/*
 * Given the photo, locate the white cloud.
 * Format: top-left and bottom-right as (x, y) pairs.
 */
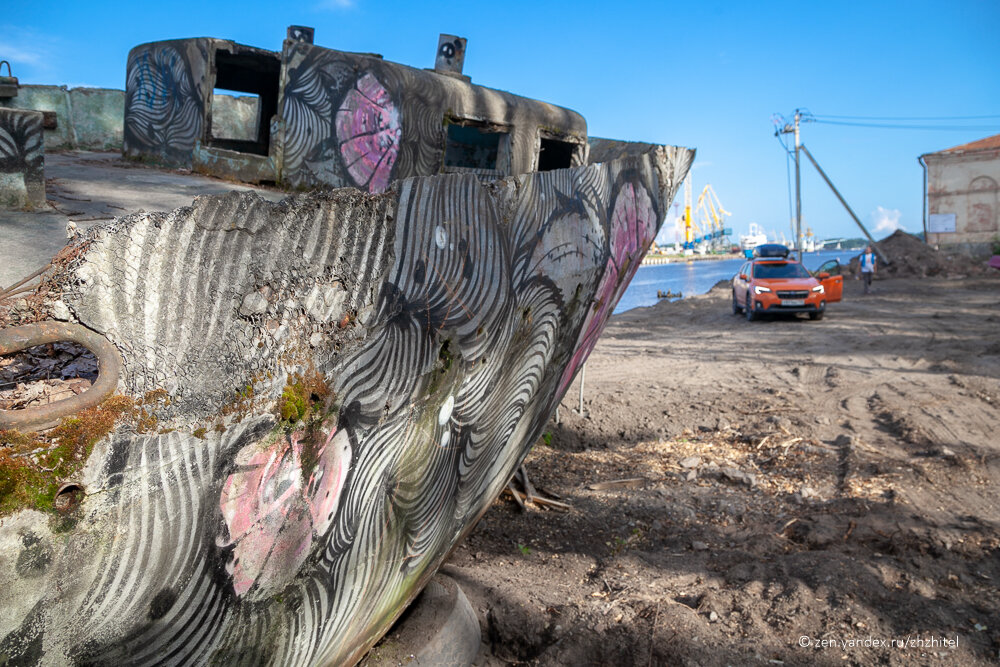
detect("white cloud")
(0, 42), (44, 66)
(0, 27), (65, 82)
(316, 0), (355, 9)
(871, 206), (904, 235)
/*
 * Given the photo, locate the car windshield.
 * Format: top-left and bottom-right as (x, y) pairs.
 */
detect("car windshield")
(753, 262), (811, 279)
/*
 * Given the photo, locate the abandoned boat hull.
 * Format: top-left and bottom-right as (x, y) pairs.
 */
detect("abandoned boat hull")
(0, 146), (692, 665)
(123, 36), (588, 190)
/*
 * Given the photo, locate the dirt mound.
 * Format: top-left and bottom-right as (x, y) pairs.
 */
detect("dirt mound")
(849, 230), (990, 278)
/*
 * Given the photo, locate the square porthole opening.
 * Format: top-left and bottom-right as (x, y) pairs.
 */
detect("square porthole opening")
(443, 118), (510, 175)
(208, 49), (280, 156)
(211, 89), (261, 144)
(537, 136), (578, 172)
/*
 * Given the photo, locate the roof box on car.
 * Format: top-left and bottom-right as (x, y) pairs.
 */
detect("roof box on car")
(753, 243), (790, 258)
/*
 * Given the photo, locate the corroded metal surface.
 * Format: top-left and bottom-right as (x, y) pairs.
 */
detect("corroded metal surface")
(0, 321), (121, 431)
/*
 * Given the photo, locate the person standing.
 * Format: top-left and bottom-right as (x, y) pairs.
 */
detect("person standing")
(860, 245), (877, 294)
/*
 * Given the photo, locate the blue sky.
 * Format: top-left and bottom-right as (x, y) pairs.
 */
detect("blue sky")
(3, 0), (998, 242)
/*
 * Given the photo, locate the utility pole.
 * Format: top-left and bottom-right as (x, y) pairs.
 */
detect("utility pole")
(778, 111), (804, 261)
(776, 108), (888, 264)
(793, 110), (802, 262)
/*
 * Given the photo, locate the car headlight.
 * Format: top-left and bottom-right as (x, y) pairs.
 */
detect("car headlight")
(753, 285), (771, 294)
(811, 284), (825, 293)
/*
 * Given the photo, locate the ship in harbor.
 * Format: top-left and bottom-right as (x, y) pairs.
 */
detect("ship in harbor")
(739, 222), (769, 252)
(0, 29), (693, 665)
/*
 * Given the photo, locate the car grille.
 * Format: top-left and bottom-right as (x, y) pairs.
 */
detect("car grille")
(777, 290), (809, 299)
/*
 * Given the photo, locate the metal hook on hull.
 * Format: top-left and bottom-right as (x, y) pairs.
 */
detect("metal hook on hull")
(0, 322), (122, 432)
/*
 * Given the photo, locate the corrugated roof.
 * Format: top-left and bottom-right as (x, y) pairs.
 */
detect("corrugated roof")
(938, 133), (1000, 154)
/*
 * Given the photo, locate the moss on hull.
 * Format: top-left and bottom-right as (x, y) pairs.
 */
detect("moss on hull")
(0, 395), (137, 516)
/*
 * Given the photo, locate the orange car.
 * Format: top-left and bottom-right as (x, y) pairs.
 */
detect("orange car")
(732, 246), (842, 321)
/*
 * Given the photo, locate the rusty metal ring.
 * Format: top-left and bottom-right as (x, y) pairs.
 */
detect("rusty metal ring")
(0, 321), (122, 432)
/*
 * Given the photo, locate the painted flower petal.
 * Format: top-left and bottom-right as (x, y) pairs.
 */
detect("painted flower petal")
(230, 502), (312, 597)
(335, 73), (401, 193)
(557, 182), (656, 396)
(220, 443), (302, 543)
(219, 436), (311, 597)
(253, 503), (313, 594)
(305, 429), (352, 536)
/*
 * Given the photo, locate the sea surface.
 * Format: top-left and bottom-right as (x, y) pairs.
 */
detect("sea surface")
(614, 249), (853, 314)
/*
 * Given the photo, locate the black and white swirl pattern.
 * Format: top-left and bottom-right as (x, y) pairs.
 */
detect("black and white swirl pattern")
(0, 145), (694, 666)
(123, 42), (205, 165)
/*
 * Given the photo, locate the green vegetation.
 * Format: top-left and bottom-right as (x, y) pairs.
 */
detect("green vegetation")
(278, 370), (332, 425)
(0, 395), (136, 516)
(276, 370), (338, 478)
(426, 338), (457, 396)
(607, 527), (644, 557)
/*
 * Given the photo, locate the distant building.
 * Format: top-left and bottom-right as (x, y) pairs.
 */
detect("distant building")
(920, 134), (1000, 254)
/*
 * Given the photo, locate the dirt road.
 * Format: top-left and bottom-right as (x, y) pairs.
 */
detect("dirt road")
(432, 273), (1000, 665)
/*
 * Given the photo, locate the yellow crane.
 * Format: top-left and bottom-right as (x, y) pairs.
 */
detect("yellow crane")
(683, 175), (694, 246)
(693, 184), (733, 248)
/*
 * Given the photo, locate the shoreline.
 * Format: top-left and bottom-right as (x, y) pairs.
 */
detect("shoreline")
(641, 252), (741, 265)
(642, 248), (865, 266)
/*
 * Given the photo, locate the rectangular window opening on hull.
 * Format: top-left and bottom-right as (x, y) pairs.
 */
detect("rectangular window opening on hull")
(207, 50), (280, 156)
(537, 137), (578, 172)
(211, 89), (261, 144)
(443, 119), (510, 175)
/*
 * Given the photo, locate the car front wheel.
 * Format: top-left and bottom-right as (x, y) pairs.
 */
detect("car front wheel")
(809, 310), (824, 321)
(745, 292), (756, 321)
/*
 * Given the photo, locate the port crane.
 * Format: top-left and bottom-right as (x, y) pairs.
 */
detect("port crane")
(694, 184), (733, 249)
(681, 178), (733, 251)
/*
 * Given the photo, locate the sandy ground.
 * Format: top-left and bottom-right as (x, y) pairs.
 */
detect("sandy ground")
(424, 271), (1000, 666)
(4, 154), (999, 664)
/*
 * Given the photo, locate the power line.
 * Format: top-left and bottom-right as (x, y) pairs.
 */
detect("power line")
(811, 119), (1000, 131)
(812, 113), (1000, 121)
(772, 118), (796, 230)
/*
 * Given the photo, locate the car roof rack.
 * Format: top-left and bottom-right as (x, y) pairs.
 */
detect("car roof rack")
(753, 243), (790, 259)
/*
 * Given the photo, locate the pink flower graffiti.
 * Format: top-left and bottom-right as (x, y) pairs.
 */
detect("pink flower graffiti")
(335, 73), (402, 193)
(558, 182), (657, 396)
(219, 424), (352, 597)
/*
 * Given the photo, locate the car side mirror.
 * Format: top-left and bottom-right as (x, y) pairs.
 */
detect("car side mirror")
(816, 272), (830, 279)
(738, 273), (748, 281)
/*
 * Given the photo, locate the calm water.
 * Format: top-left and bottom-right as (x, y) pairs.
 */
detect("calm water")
(614, 250), (853, 314)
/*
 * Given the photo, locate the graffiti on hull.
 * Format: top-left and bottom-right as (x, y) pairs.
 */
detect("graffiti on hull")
(123, 41), (206, 165)
(5, 87), (692, 667)
(123, 38), (588, 189)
